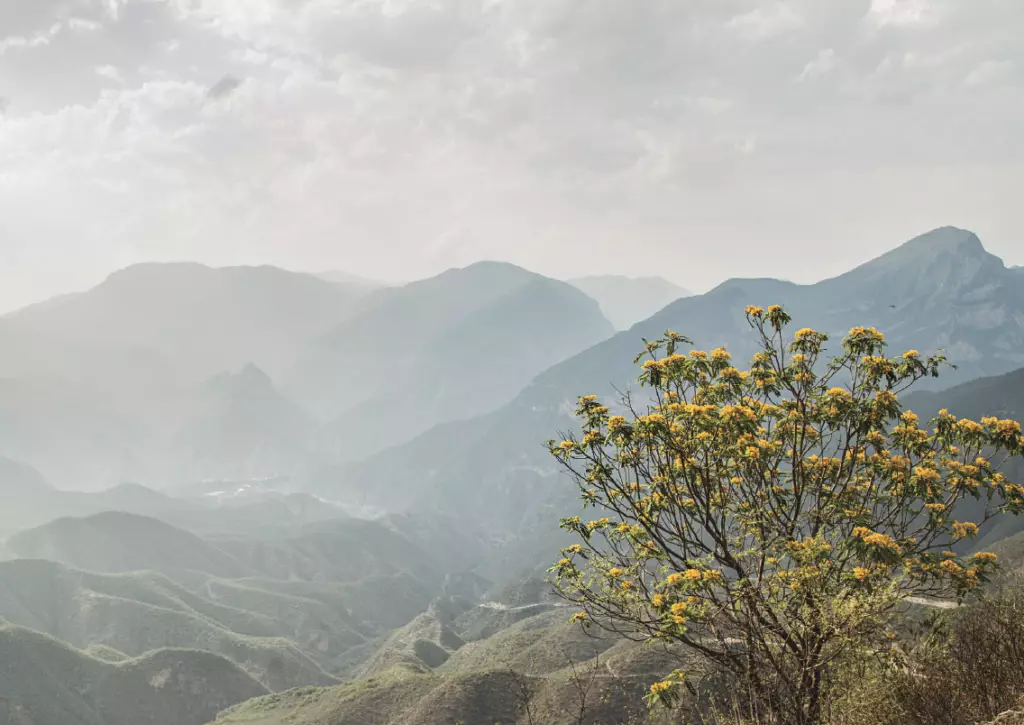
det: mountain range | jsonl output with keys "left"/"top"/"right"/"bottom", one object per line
{"left": 0, "top": 261, "right": 613, "bottom": 488}
{"left": 322, "top": 227, "right": 1024, "bottom": 532}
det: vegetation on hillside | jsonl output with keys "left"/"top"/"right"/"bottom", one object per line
{"left": 550, "top": 305, "right": 1024, "bottom": 724}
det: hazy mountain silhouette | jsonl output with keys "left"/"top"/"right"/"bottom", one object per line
{"left": 314, "top": 270, "right": 387, "bottom": 294}
{"left": 568, "top": 274, "right": 691, "bottom": 329}
{"left": 289, "top": 261, "right": 614, "bottom": 461}
{"left": 0, "top": 262, "right": 370, "bottom": 388}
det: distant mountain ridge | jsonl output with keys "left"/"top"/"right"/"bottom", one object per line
{"left": 1, "top": 262, "right": 369, "bottom": 386}
{"left": 568, "top": 274, "right": 691, "bottom": 329}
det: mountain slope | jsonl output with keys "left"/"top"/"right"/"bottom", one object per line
{"left": 6, "top": 512, "right": 253, "bottom": 579}
{"left": 290, "top": 261, "right": 613, "bottom": 461}
{"left": 330, "top": 227, "right": 1024, "bottom": 531}
{"left": 165, "top": 365, "right": 318, "bottom": 482}
{"left": 0, "top": 624, "right": 268, "bottom": 725}
{"left": 0, "top": 559, "right": 341, "bottom": 690}
{"left": 568, "top": 274, "right": 691, "bottom": 329}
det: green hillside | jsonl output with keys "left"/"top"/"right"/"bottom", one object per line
{"left": 0, "top": 624, "right": 268, "bottom": 725}
{"left": 0, "top": 559, "right": 341, "bottom": 690}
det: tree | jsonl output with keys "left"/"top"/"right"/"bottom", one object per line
{"left": 547, "top": 305, "right": 1024, "bottom": 725}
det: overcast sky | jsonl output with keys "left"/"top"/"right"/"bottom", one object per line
{"left": 0, "top": 0, "right": 1020, "bottom": 312}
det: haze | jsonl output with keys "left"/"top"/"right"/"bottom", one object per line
{"left": 1, "top": 0, "right": 1022, "bottom": 312}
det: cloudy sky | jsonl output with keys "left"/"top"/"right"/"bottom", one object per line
{"left": 0, "top": 0, "right": 1020, "bottom": 312}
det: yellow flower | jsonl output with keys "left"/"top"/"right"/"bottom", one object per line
{"left": 650, "top": 680, "right": 673, "bottom": 695}
{"left": 971, "top": 551, "right": 997, "bottom": 562}
{"left": 745, "top": 305, "right": 765, "bottom": 317}
{"left": 558, "top": 558, "right": 571, "bottom": 567}
{"left": 689, "top": 350, "right": 708, "bottom": 360}
{"left": 558, "top": 440, "right": 575, "bottom": 450}
{"left": 607, "top": 415, "right": 626, "bottom": 431}
{"left": 939, "top": 559, "right": 964, "bottom": 576}
{"left": 952, "top": 521, "right": 979, "bottom": 539}
{"left": 711, "top": 347, "right": 731, "bottom": 361}
{"left": 853, "top": 567, "right": 870, "bottom": 581}
{"left": 794, "top": 327, "right": 817, "bottom": 340}
{"left": 672, "top": 615, "right": 687, "bottom": 625}
{"left": 956, "top": 419, "right": 984, "bottom": 435}
{"left": 665, "top": 573, "right": 684, "bottom": 586}
{"left": 607, "top": 567, "right": 624, "bottom": 578}
{"left": 997, "top": 419, "right": 1022, "bottom": 436}
{"left": 651, "top": 593, "right": 666, "bottom": 608}
{"left": 570, "top": 612, "right": 588, "bottom": 623}
{"left": 620, "top": 580, "right": 635, "bottom": 591}
{"left": 853, "top": 527, "right": 901, "bottom": 553}
{"left": 848, "top": 326, "right": 885, "bottom": 342}
{"left": 684, "top": 569, "right": 703, "bottom": 582}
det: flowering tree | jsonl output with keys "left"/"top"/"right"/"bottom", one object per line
{"left": 548, "top": 305, "right": 1024, "bottom": 725}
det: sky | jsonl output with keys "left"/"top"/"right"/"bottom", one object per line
{"left": 0, "top": 0, "right": 1021, "bottom": 312}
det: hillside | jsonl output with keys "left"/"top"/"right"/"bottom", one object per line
{"left": 6, "top": 512, "right": 253, "bottom": 579}
{"left": 326, "top": 227, "right": 1024, "bottom": 531}
{"left": 568, "top": 274, "right": 691, "bottom": 329}
{"left": 288, "top": 261, "right": 613, "bottom": 461}
{"left": 0, "top": 559, "right": 340, "bottom": 691}
{"left": 211, "top": 614, "right": 686, "bottom": 725}
{"left": 0, "top": 624, "right": 268, "bottom": 725}
{"left": 210, "top": 664, "right": 660, "bottom": 725}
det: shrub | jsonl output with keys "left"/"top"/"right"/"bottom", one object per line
{"left": 548, "top": 305, "right": 1024, "bottom": 725}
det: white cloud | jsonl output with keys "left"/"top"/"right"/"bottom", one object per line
{"left": 798, "top": 48, "right": 836, "bottom": 81}
{"left": 868, "top": 0, "right": 938, "bottom": 28}
{"left": 965, "top": 59, "right": 1013, "bottom": 87}
{"left": 95, "top": 65, "right": 124, "bottom": 83}
{"left": 0, "top": 0, "right": 1020, "bottom": 311}
{"left": 727, "top": 3, "right": 805, "bottom": 41}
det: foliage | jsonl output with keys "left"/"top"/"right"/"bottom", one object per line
{"left": 831, "top": 574, "right": 1024, "bottom": 725}
{"left": 548, "top": 305, "right": 1024, "bottom": 725}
